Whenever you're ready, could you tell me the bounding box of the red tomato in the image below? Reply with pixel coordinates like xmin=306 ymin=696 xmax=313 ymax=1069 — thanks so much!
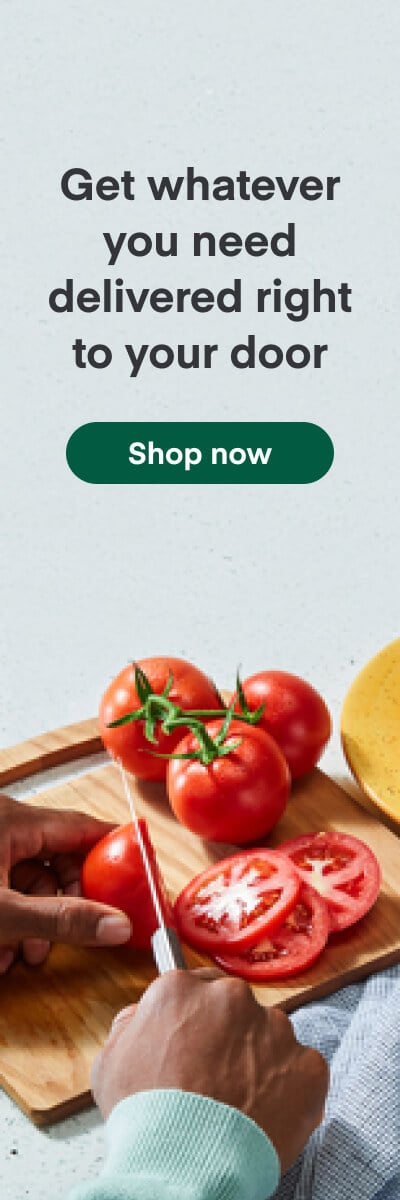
xmin=214 ymin=884 xmax=329 ymax=980
xmin=167 ymin=719 xmax=290 ymax=843
xmin=232 ymin=671 xmax=331 ymax=779
xmin=173 ymin=849 xmax=300 ymax=955
xmin=99 ymin=656 xmax=222 ymax=781
xmin=279 ymin=831 xmax=381 ymax=932
xmin=81 ymin=818 xmax=172 ymax=949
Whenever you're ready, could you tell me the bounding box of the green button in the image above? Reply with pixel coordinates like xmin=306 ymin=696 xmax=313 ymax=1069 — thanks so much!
xmin=66 ymin=422 xmax=334 ymax=484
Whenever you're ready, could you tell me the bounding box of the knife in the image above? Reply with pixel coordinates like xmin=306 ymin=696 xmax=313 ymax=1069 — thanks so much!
xmin=117 ymin=762 xmax=187 ymax=974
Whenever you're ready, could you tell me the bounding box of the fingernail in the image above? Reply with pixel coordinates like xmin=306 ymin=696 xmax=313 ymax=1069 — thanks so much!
xmin=23 ymin=940 xmax=50 ymax=966
xmin=110 ymin=1004 xmax=136 ymax=1032
xmin=66 ymin=882 xmax=81 ymax=897
xmin=96 ymin=915 xmax=132 ymax=945
xmin=0 ymin=950 xmax=15 ymax=974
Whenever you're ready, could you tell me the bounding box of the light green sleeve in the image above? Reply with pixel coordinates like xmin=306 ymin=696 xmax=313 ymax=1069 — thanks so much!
xmin=69 ymin=1089 xmax=280 ymax=1200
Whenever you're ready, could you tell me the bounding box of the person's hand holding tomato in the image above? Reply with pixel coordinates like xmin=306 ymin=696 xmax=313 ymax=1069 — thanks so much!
xmin=0 ymin=794 xmax=132 ymax=972
xmin=91 ymin=969 xmax=329 ymax=1176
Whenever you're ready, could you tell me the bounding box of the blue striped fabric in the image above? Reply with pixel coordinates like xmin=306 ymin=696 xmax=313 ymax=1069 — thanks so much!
xmin=274 ymin=965 xmax=400 ymax=1200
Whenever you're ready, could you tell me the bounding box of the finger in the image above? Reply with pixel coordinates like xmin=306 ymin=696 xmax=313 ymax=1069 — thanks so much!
xmin=7 ymin=806 xmax=118 ymax=870
xmin=2 ymin=862 xmax=57 ymax=969
xmin=0 ymin=853 xmax=10 ymax=889
xmin=0 ymin=889 xmax=132 ymax=947
xmin=23 ymin=939 xmax=51 ymax=966
xmin=37 ymin=808 xmax=118 ymax=857
xmin=50 ymin=853 xmax=84 ymax=893
xmin=91 ymin=1047 xmax=105 ymax=1097
xmin=0 ymin=947 xmax=17 ymax=974
xmin=138 ymin=967 xmax=225 ymax=1010
xmin=91 ymin=1005 xmax=139 ymax=1098
xmin=11 ymin=860 xmax=59 ymax=895
xmin=109 ymin=1003 xmax=138 ymax=1033
xmin=191 ymin=967 xmax=226 ymax=982
xmin=18 ymin=861 xmax=58 ymax=967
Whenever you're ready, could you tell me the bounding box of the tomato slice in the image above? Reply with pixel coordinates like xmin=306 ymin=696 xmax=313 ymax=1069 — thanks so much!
xmin=279 ymin=831 xmax=381 ymax=932
xmin=213 ymin=884 xmax=329 ymax=980
xmin=174 ymin=850 xmax=300 ymax=955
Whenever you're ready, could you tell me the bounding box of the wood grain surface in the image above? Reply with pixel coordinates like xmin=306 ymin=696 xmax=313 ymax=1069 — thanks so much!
xmin=0 ymin=718 xmax=101 ymax=787
xmin=1 ymin=724 xmax=400 ymax=1125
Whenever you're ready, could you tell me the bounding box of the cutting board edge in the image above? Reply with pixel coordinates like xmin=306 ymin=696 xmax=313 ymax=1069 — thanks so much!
xmin=0 ymin=718 xmax=102 ymax=787
xmin=0 ymin=1072 xmax=93 ymax=1127
xmin=6 ymin=946 xmax=400 ymax=1125
xmin=273 ymin=945 xmax=400 ymax=1013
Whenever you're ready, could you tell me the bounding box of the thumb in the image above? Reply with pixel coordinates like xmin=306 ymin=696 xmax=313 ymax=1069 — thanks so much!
xmin=0 ymin=888 xmax=132 ymax=947
xmin=91 ymin=1003 xmax=138 ymax=1096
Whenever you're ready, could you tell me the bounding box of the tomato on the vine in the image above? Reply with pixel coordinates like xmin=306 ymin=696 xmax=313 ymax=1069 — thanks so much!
xmin=173 ymin=849 xmax=300 ymax=955
xmin=214 ymin=883 xmax=329 ymax=980
xmin=81 ymin=818 xmax=172 ymax=949
xmin=232 ymin=670 xmax=331 ymax=778
xmin=167 ymin=718 xmax=290 ymax=843
xmin=99 ymin=656 xmax=223 ymax=781
xmin=278 ymin=831 xmax=381 ymax=932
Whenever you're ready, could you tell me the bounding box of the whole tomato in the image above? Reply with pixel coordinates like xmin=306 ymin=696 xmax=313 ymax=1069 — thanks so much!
xmin=99 ymin=656 xmax=223 ymax=781
xmin=81 ymin=819 xmax=172 ymax=949
xmin=232 ymin=671 xmax=331 ymax=779
xmin=167 ymin=718 xmax=290 ymax=843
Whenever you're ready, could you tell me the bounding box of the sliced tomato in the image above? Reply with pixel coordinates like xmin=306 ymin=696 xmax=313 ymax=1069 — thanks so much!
xmin=279 ymin=831 xmax=381 ymax=932
xmin=173 ymin=850 xmax=300 ymax=955
xmin=213 ymin=884 xmax=329 ymax=980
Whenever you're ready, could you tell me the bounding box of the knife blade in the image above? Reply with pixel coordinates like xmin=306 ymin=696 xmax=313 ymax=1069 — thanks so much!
xmin=117 ymin=762 xmax=187 ymax=974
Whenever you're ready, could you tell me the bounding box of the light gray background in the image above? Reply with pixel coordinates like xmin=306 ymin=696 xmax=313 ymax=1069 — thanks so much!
xmin=1 ymin=2 xmax=399 ymax=1197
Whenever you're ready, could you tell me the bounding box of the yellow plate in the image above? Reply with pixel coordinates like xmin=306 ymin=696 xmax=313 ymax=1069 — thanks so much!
xmin=341 ymin=638 xmax=400 ymax=825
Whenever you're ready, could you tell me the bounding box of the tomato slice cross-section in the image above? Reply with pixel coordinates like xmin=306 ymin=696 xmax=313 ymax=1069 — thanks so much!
xmin=279 ymin=831 xmax=381 ymax=932
xmin=174 ymin=850 xmax=300 ymax=955
xmin=213 ymin=883 xmax=329 ymax=980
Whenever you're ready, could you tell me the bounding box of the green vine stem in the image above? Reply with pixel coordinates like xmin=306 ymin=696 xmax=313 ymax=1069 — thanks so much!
xmin=107 ymin=663 xmax=265 ymax=761
xmin=149 ymin=703 xmax=243 ymax=766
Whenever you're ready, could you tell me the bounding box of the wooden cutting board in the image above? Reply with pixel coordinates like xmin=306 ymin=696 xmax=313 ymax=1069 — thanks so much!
xmin=1 ymin=718 xmax=400 ymax=1126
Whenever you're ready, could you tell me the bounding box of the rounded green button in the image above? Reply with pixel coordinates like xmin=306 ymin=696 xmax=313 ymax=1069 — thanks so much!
xmin=66 ymin=422 xmax=334 ymax=484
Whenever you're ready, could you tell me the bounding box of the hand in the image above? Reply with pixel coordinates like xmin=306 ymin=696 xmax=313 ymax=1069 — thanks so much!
xmin=0 ymin=793 xmax=132 ymax=972
xmin=92 ymin=969 xmax=329 ymax=1174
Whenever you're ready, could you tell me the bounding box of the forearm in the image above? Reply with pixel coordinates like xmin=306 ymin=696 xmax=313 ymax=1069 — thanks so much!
xmin=69 ymin=1090 xmax=280 ymax=1200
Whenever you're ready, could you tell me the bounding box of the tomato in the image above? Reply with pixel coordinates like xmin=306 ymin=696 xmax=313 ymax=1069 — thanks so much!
xmin=278 ymin=831 xmax=381 ymax=932
xmin=99 ymin=656 xmax=222 ymax=781
xmin=167 ymin=719 xmax=290 ymax=843
xmin=81 ymin=818 xmax=172 ymax=949
xmin=232 ymin=670 xmax=331 ymax=779
xmin=214 ymin=883 xmax=329 ymax=980
xmin=173 ymin=849 xmax=300 ymax=955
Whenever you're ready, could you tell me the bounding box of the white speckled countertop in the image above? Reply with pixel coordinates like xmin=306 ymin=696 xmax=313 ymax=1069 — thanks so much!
xmin=1 ymin=1 xmax=400 ymax=1195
